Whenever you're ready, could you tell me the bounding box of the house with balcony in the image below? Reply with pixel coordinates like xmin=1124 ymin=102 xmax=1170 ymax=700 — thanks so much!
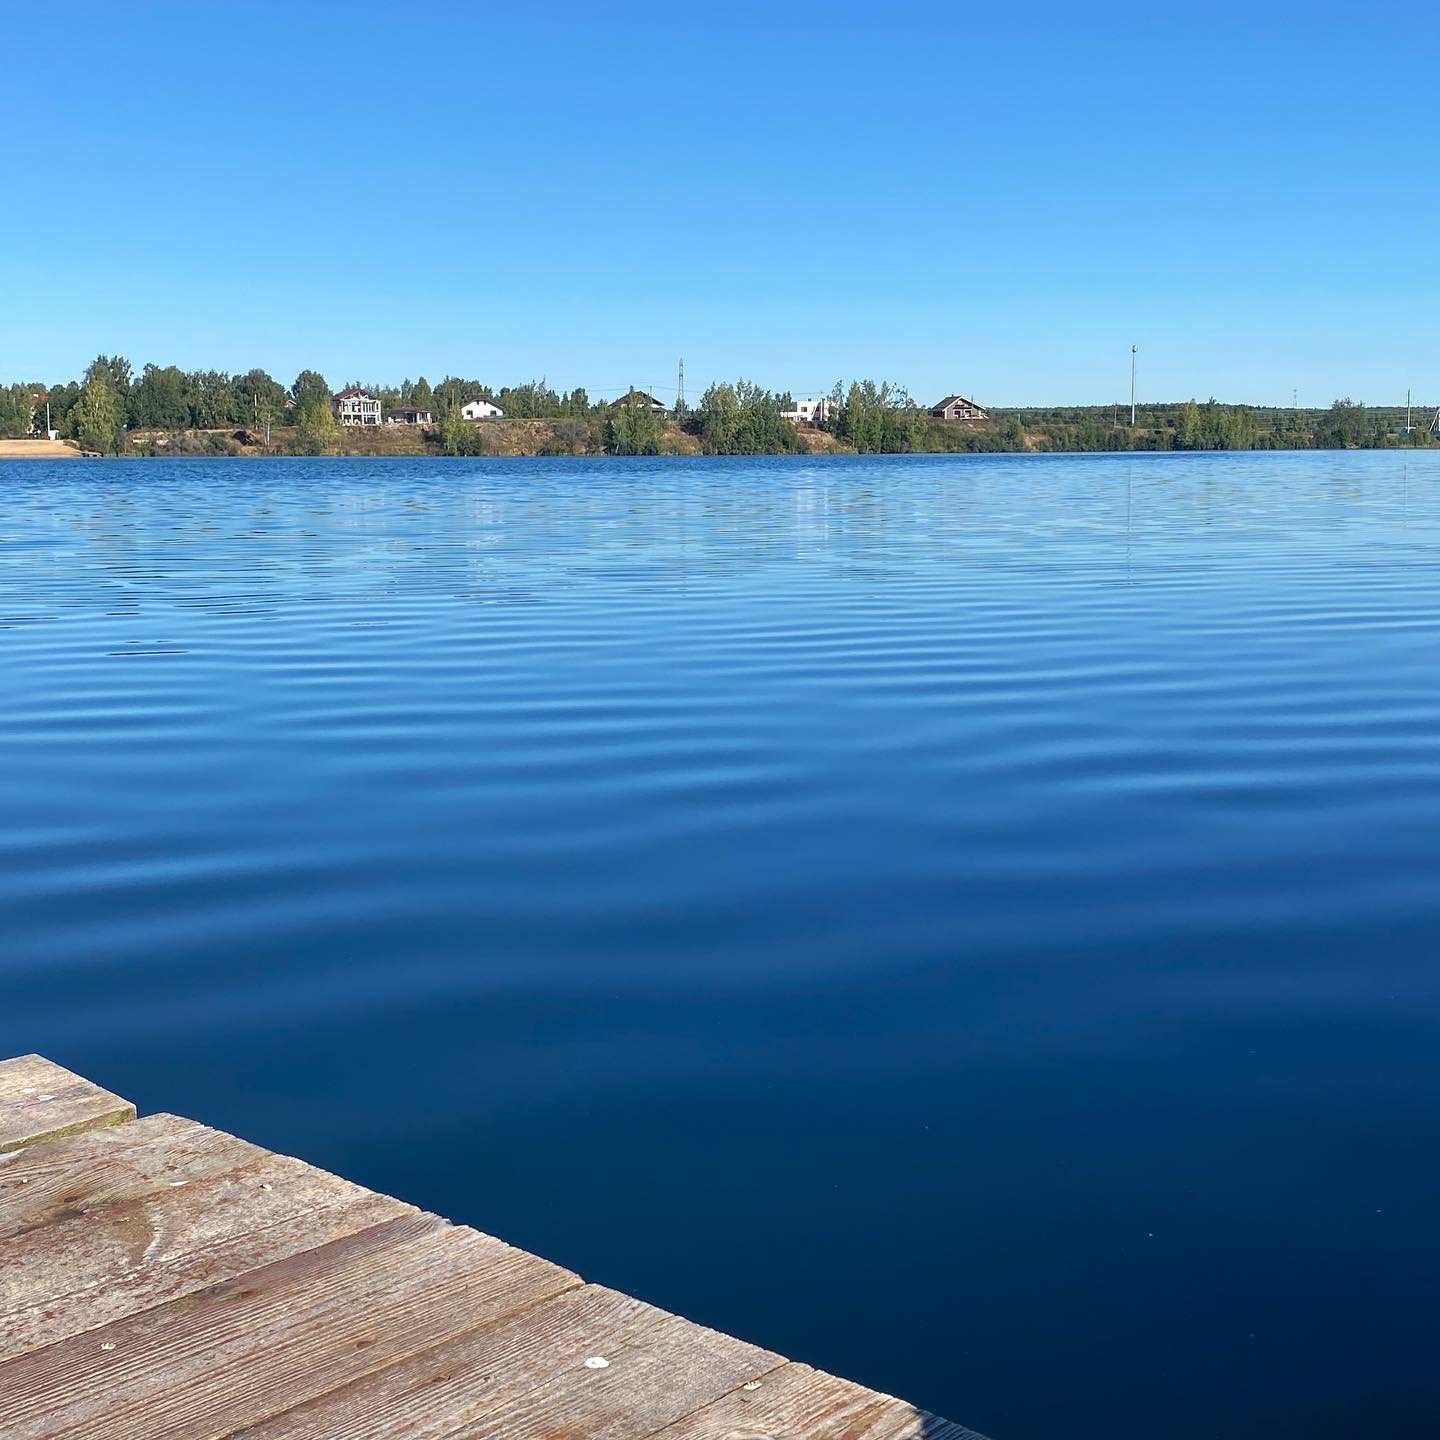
xmin=332 ymin=387 xmax=382 ymax=426
xmin=930 ymin=395 xmax=988 ymax=422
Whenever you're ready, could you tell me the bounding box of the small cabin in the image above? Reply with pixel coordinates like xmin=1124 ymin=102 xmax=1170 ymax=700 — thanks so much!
xmin=386 ymin=405 xmax=433 ymax=426
xmin=930 ymin=395 xmax=988 ymax=422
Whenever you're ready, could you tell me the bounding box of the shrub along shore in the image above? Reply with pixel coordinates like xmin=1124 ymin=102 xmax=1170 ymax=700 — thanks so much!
xmin=3 ymin=359 xmax=1434 ymax=457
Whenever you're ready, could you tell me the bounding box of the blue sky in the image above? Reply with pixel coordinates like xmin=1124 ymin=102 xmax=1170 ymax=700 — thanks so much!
xmin=4 ymin=1 xmax=1434 ymax=406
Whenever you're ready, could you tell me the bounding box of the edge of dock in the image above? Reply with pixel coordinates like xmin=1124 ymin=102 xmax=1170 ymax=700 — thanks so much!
xmin=0 ymin=1053 xmax=990 ymax=1440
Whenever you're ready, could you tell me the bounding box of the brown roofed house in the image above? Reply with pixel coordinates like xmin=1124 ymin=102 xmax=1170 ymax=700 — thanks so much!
xmin=608 ymin=390 xmax=668 ymax=414
xmin=930 ymin=395 xmax=988 ymax=422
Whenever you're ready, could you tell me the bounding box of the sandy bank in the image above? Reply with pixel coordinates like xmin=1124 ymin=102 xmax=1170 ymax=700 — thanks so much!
xmin=0 ymin=438 xmax=81 ymax=458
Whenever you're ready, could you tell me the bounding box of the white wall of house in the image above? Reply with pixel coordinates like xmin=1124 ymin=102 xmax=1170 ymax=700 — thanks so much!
xmin=782 ymin=397 xmax=831 ymax=424
xmin=461 ymin=399 xmax=505 ymax=420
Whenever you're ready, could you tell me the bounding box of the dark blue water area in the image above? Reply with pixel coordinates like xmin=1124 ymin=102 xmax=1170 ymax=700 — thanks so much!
xmin=4 ymin=451 xmax=1440 ymax=1436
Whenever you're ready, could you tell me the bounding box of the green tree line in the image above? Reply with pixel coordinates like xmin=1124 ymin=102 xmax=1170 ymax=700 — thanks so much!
xmin=4 ymin=355 xmax=1433 ymax=457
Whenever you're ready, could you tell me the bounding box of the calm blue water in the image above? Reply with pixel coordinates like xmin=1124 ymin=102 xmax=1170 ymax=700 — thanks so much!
xmin=4 ymin=451 xmax=1440 ymax=1436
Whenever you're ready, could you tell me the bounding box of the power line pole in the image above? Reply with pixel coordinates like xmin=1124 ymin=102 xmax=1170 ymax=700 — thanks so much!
xmin=677 ymin=357 xmax=685 ymax=411
xmin=1129 ymin=345 xmax=1137 ymax=426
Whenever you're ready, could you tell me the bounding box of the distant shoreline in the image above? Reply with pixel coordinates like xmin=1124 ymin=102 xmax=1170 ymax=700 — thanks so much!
xmin=5 ymin=403 xmax=1436 ymax=461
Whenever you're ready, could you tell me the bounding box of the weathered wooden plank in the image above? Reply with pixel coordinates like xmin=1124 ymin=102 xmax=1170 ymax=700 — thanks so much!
xmin=235 ymin=1282 xmax=783 ymax=1440
xmin=0 ymin=1141 xmax=414 ymax=1360
xmin=0 ymin=1113 xmax=263 ymax=1240
xmin=233 ymin=1285 xmax=663 ymax=1440
xmin=0 ymin=1214 xmax=580 ymax=1440
xmin=0 ymin=1055 xmax=135 ymax=1154
xmin=646 ymin=1361 xmax=993 ymax=1440
xmin=451 ymin=1297 xmax=783 ymax=1440
xmin=645 ymin=1363 xmax=908 ymax=1440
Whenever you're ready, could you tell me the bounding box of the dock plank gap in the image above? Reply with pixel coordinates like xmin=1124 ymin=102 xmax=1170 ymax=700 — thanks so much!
xmin=0 ymin=1054 xmax=990 ymax=1440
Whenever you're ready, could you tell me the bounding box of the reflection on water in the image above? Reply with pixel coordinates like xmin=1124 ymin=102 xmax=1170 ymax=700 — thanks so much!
xmin=4 ymin=451 xmax=1440 ymax=1440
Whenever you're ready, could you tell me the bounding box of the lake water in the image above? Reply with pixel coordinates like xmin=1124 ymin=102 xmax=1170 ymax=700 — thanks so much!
xmin=4 ymin=451 xmax=1440 ymax=1437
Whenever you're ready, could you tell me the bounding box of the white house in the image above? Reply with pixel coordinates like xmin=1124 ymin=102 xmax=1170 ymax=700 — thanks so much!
xmin=332 ymin=387 xmax=382 ymax=426
xmin=782 ymin=396 xmax=832 ymax=425
xmin=461 ymin=398 xmax=505 ymax=420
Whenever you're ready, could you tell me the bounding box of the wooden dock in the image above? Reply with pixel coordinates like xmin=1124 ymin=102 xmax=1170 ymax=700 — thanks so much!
xmin=0 ymin=1054 xmax=987 ymax=1440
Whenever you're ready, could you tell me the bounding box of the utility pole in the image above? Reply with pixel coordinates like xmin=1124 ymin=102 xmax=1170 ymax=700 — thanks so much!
xmin=1407 ymin=388 xmax=1412 ymax=431
xmin=677 ymin=358 xmax=685 ymax=411
xmin=1129 ymin=345 xmax=1137 ymax=425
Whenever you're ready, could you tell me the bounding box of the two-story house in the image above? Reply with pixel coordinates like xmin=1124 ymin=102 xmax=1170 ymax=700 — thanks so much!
xmin=333 ymin=387 xmax=382 ymax=426
xmin=781 ymin=396 xmax=832 ymax=425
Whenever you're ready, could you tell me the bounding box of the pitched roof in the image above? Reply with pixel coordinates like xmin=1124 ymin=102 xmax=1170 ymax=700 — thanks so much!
xmin=932 ymin=395 xmax=985 ymax=411
xmin=334 ymin=386 xmax=376 ymax=401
